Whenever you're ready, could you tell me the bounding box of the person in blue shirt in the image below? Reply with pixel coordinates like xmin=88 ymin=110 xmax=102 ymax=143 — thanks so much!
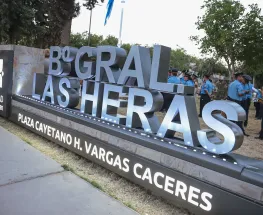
xmin=227 ymin=73 xmax=247 ymax=102
xmin=167 ymin=68 xmax=172 ymax=81
xmin=167 ymin=68 xmax=180 ymax=84
xmin=180 ymin=70 xmax=186 ymax=84
xmin=162 ymin=68 xmax=180 ymax=113
xmin=227 ymin=72 xmax=249 ymax=136
xmin=241 ymin=81 xmax=249 ymax=127
xmin=210 ymin=79 xmax=216 ymax=93
xmin=242 ymin=75 xmax=253 ymax=127
xmin=255 ymin=87 xmax=263 ymax=140
xmin=199 ymin=74 xmax=213 ymax=117
xmin=254 ymin=89 xmax=262 ymax=119
xmin=182 ymin=73 xmax=194 ymax=86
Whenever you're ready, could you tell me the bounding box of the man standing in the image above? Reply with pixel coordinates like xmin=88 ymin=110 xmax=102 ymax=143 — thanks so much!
xmin=182 ymin=73 xmax=195 ymax=86
xmin=167 ymin=68 xmax=172 ymax=81
xmin=242 ymin=75 xmax=253 ymax=127
xmin=227 ymin=72 xmax=249 ymax=136
xmin=199 ymin=74 xmax=213 ymax=117
xmin=179 ymin=70 xmax=186 ymax=84
xmin=161 ymin=68 xmax=180 ymax=112
xmin=255 ymin=88 xmax=263 ymax=140
xmin=254 ymin=89 xmax=262 ymax=119
xmin=168 ymin=68 xmax=180 ymax=84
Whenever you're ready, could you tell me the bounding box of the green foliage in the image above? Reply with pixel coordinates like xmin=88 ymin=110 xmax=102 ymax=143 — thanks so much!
xmin=70 ymin=32 xmax=103 ymax=48
xmin=121 ymin=43 xmax=132 ymax=53
xmin=83 ymin=0 xmax=105 ymax=10
xmin=191 ymin=0 xmax=263 ymax=78
xmin=238 ymin=4 xmax=263 ymax=75
xmin=70 ymin=33 xmax=118 ymax=47
xmin=197 ymin=58 xmax=228 ymax=77
xmin=0 ymin=0 xmax=35 ymax=44
xmin=170 ymin=49 xmax=190 ymax=70
xmin=70 ymin=32 xmax=228 ymax=77
xmin=100 ymin=35 xmax=118 ymax=46
xmin=0 ymin=0 xmax=80 ymax=47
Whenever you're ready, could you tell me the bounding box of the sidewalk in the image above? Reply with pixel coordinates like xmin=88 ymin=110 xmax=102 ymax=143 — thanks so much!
xmin=0 ymin=126 xmax=138 ymax=215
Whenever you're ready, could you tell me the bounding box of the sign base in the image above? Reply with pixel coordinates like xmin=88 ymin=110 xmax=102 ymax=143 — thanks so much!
xmin=10 ymin=95 xmax=263 ymax=215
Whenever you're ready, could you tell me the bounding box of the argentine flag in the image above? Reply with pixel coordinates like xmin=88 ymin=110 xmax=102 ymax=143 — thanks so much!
xmin=104 ymin=0 xmax=126 ymax=25
xmin=104 ymin=0 xmax=115 ymax=25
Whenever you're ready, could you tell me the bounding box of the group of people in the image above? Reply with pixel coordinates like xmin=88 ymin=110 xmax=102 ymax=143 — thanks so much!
xmin=167 ymin=68 xmax=263 ymax=140
xmin=167 ymin=68 xmax=214 ymax=117
xmin=227 ymin=72 xmax=263 ymax=139
xmin=168 ymin=68 xmax=198 ymax=87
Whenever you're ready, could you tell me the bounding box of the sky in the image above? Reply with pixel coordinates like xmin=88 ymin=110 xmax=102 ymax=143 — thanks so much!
xmin=72 ymin=0 xmax=263 ymax=57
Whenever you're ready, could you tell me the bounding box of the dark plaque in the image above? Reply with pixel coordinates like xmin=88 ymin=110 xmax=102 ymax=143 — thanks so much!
xmin=10 ymin=107 xmax=263 ymax=215
xmin=0 ymin=50 xmax=14 ymax=118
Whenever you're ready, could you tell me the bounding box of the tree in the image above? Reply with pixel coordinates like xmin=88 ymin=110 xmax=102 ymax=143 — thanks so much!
xmin=60 ymin=0 xmax=81 ymax=46
xmin=69 ymin=32 xmax=231 ymax=80
xmin=0 ymin=0 xmax=80 ymax=47
xmin=121 ymin=43 xmax=132 ymax=53
xmin=70 ymin=33 xmax=118 ymax=47
xmin=100 ymin=35 xmax=118 ymax=46
xmin=70 ymin=32 xmax=103 ymax=47
xmin=0 ymin=0 xmax=35 ymax=44
xmin=238 ymin=4 xmax=263 ymax=77
xmin=191 ymin=0 xmax=263 ymax=79
xmin=170 ymin=48 xmax=191 ymax=70
xmin=83 ymin=0 xmax=105 ymax=10
xmin=197 ymin=58 xmax=228 ymax=77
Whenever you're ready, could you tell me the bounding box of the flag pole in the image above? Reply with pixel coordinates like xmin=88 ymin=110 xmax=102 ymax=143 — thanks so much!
xmin=87 ymin=9 xmax=93 ymax=46
xmin=118 ymin=0 xmax=126 ymax=47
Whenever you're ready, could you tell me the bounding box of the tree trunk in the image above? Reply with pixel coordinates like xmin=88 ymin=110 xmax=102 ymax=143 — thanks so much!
xmin=9 ymin=31 xmax=14 ymax=44
xmin=230 ymin=61 xmax=236 ymax=76
xmin=60 ymin=19 xmax=72 ymax=46
xmin=225 ymin=58 xmax=232 ymax=81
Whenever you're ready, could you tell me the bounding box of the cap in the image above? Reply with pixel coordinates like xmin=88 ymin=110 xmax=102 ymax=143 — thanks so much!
xmin=234 ymin=72 xmax=243 ymax=77
xmin=192 ymin=73 xmax=198 ymax=78
xmin=204 ymin=74 xmax=210 ymax=78
xmin=171 ymin=68 xmax=178 ymax=73
xmin=243 ymin=74 xmax=252 ymax=81
xmin=184 ymin=72 xmax=192 ymax=79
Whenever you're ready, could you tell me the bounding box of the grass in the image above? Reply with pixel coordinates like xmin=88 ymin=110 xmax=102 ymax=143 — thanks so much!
xmin=1 ymin=98 xmax=262 ymax=215
xmin=61 ymin=164 xmax=75 ymax=173
xmin=21 ymin=138 xmax=32 ymax=145
xmin=0 ymin=117 xmax=195 ymax=215
xmin=90 ymin=180 xmax=104 ymax=191
xmin=62 ymin=164 xmax=107 ymax=195
xmin=124 ymin=202 xmax=137 ymax=211
xmin=61 ymin=163 xmax=138 ymax=211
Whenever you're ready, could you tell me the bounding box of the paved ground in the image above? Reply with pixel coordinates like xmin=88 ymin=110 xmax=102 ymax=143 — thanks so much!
xmin=0 ymin=126 xmax=138 ymax=215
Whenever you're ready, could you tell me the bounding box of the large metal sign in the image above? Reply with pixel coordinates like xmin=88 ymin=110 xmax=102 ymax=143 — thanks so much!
xmin=10 ymin=107 xmax=263 ymax=215
xmin=31 ymin=45 xmax=246 ymax=155
xmin=7 ymin=44 xmax=263 ymax=215
xmin=0 ymin=50 xmax=14 ymax=118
